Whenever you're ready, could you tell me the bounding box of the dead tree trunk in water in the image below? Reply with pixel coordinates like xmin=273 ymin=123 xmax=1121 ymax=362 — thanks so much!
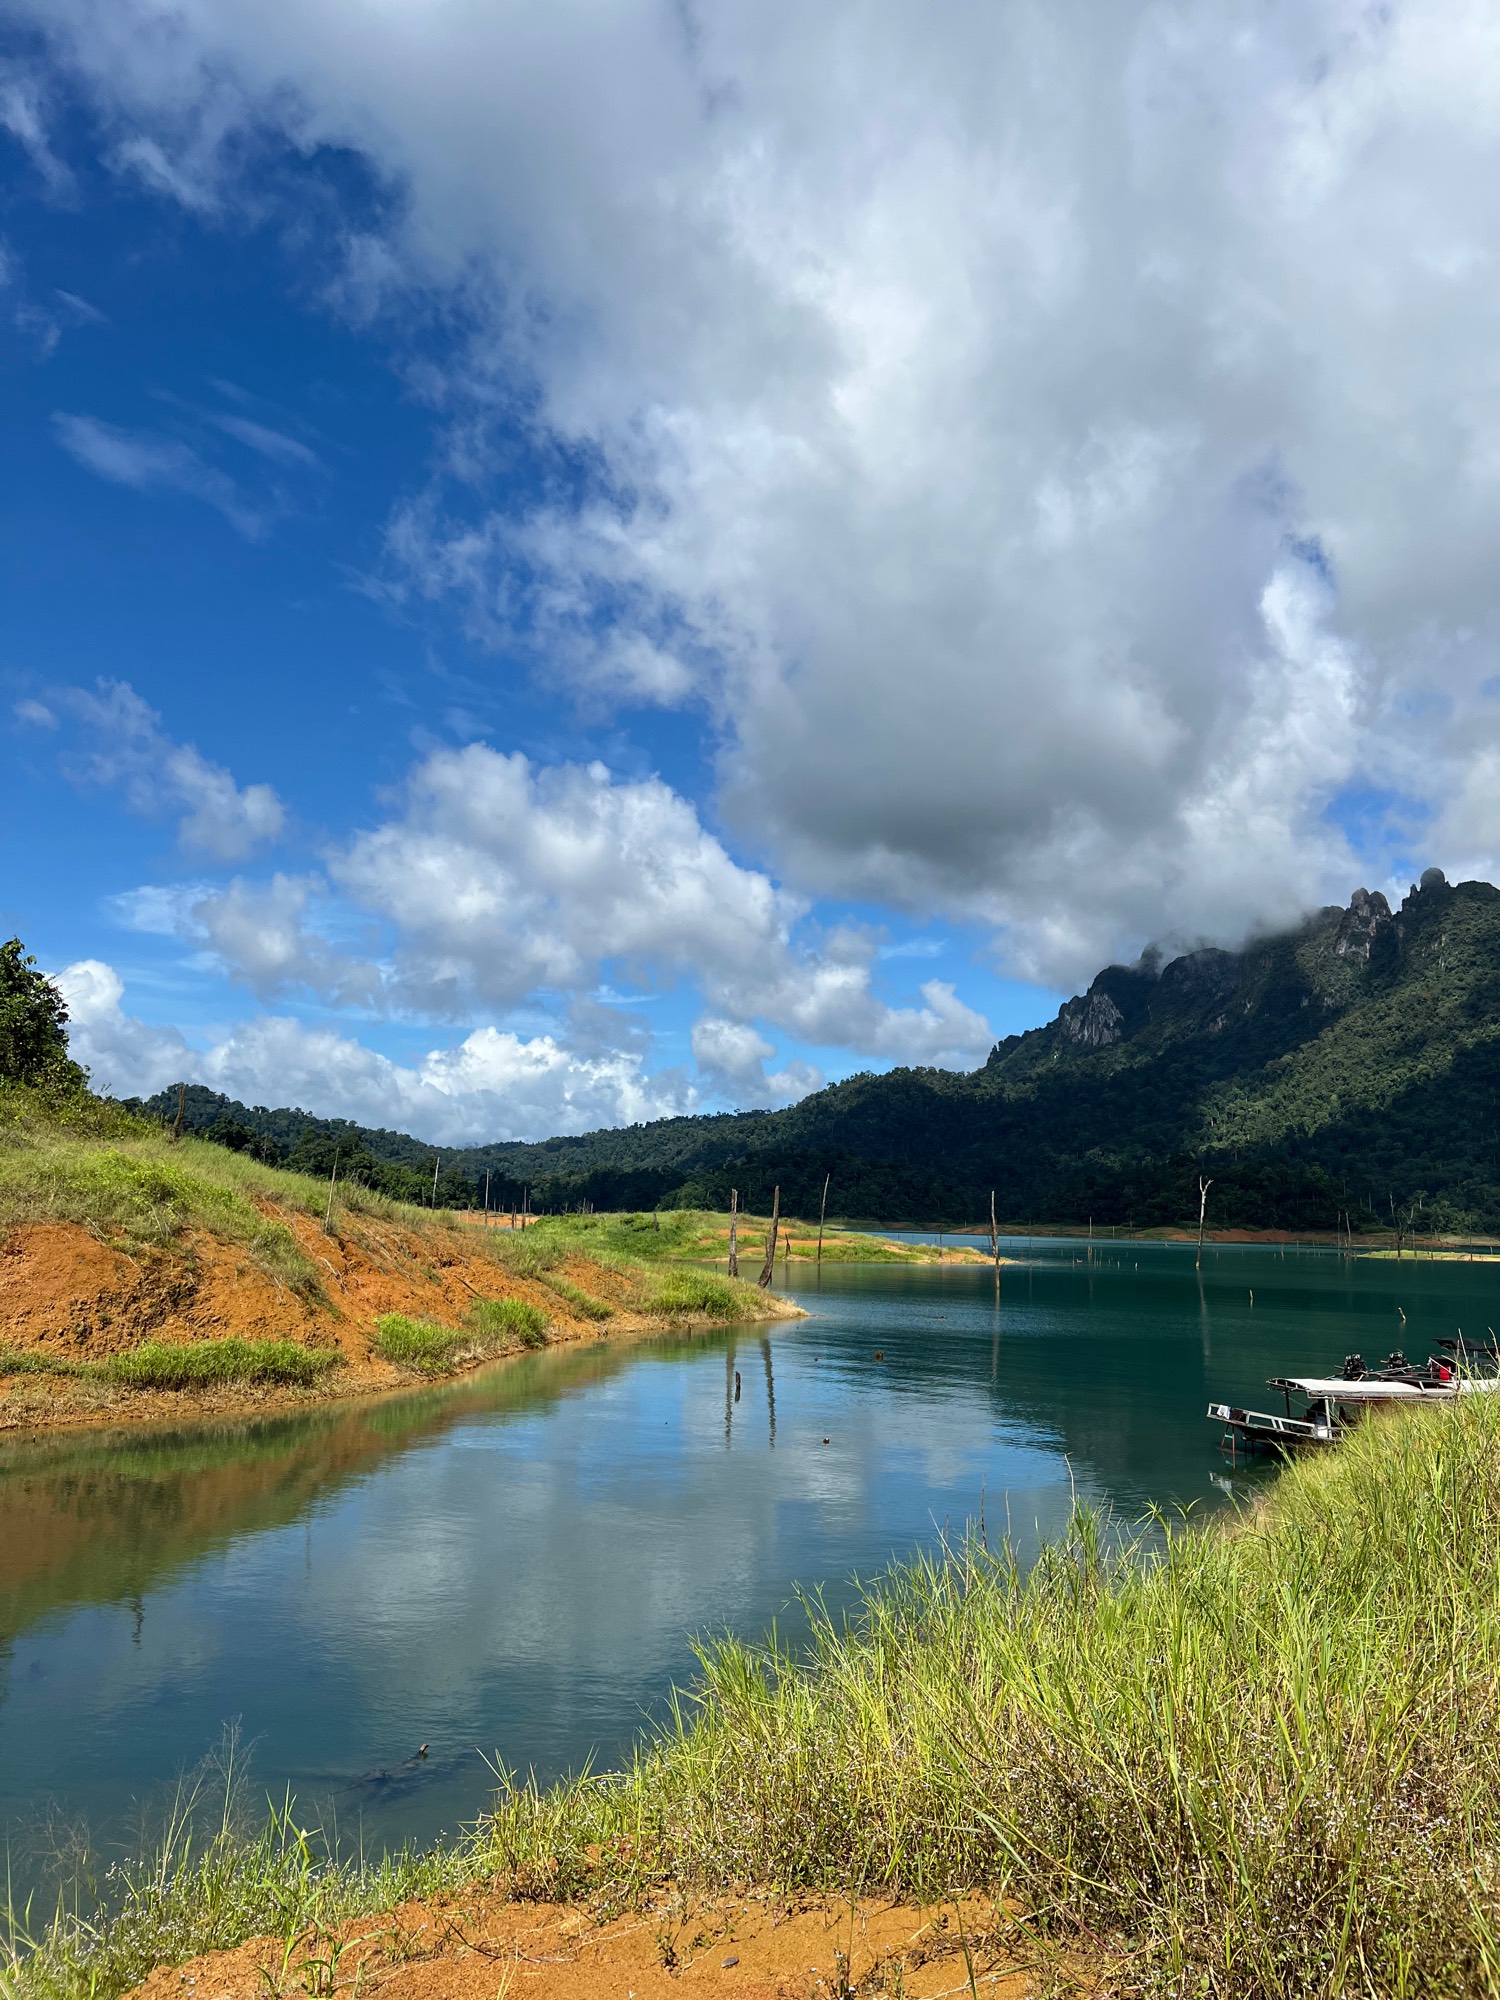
xmin=1196 ymin=1175 xmax=1213 ymax=1270
xmin=816 ymin=1173 xmax=830 ymax=1265
xmin=728 ymin=1188 xmax=739 ymax=1278
xmin=990 ymin=1188 xmax=1000 ymax=1273
xmin=758 ymin=1186 xmax=780 ymax=1289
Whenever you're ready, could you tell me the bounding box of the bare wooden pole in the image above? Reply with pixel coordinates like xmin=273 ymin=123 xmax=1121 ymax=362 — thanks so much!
xmin=170 ymin=1081 xmax=187 ymax=1143
xmin=728 ymin=1188 xmax=739 ymax=1278
xmin=817 ymin=1172 xmax=830 ymax=1265
xmin=990 ymin=1188 xmax=1000 ymax=1273
xmin=324 ymin=1148 xmax=340 ymax=1230
xmin=1196 ymin=1175 xmax=1213 ymax=1270
xmin=483 ymin=1170 xmax=491 ymax=1227
xmin=758 ymin=1185 xmax=780 ymax=1289
xmin=431 ymin=1155 xmax=440 ymax=1207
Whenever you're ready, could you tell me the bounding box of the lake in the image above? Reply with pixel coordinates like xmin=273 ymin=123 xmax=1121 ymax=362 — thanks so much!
xmin=2 ymin=1237 xmax=1495 ymax=1885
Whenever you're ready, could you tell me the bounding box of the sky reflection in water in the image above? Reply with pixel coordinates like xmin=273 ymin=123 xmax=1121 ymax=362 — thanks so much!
xmin=2 ymin=1240 xmax=1496 ymax=1877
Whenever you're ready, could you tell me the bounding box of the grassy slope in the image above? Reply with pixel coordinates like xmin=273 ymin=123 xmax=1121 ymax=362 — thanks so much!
xmin=0 ymin=1090 xmax=788 ymax=1404
xmin=10 ymin=1397 xmax=1500 ymax=1999
xmin=506 ymin=1208 xmax=988 ymax=1265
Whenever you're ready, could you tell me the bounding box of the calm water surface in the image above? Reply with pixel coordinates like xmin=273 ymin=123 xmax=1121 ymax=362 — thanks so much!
xmin=3 ymin=1239 xmax=1497 ymax=1877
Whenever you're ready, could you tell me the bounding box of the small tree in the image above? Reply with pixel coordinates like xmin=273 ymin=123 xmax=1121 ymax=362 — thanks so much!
xmin=0 ymin=938 xmax=87 ymax=1092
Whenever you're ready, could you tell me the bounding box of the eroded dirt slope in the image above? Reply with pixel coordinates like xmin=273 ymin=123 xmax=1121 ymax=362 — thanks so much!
xmin=0 ymin=1209 xmax=793 ymax=1434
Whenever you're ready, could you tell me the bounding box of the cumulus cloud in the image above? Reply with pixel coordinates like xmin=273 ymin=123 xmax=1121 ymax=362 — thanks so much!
xmin=322 ymin=743 xmax=994 ymax=1063
xmin=42 ymin=679 xmax=286 ymax=860
xmin=53 ymin=959 xmax=191 ymax=1097
xmin=55 ymin=958 xmax=695 ymax=1142
xmin=29 ymin=0 xmax=1500 ymax=984
xmin=690 ymin=1017 xmax=822 ymax=1109
xmin=124 ymin=744 xmax=988 ymax=1074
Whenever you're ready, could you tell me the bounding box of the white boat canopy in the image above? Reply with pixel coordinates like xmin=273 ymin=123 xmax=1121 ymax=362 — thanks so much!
xmin=1271 ymin=1376 xmax=1437 ymax=1401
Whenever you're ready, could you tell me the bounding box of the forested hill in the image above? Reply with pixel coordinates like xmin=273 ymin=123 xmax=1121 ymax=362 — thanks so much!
xmin=133 ymin=870 xmax=1500 ymax=1231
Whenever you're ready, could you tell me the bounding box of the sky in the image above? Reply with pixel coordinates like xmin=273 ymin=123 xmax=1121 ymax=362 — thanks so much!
xmin=4 ymin=0 xmax=1500 ymax=1145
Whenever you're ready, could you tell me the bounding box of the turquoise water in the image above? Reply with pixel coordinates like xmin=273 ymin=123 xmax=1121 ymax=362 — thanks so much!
xmin=1 ymin=1239 xmax=1495 ymax=1881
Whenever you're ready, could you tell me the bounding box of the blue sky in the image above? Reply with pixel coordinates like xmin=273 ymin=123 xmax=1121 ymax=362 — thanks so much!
xmin=3 ymin=2 xmax=1497 ymax=1142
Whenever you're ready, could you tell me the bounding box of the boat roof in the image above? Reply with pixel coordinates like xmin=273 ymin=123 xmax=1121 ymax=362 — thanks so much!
xmin=1269 ymin=1375 xmax=1435 ymax=1400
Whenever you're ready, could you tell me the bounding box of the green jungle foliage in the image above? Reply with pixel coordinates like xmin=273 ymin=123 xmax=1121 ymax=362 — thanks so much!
xmin=124 ymin=871 xmax=1500 ymax=1230
xmin=0 ymin=940 xmax=87 ymax=1095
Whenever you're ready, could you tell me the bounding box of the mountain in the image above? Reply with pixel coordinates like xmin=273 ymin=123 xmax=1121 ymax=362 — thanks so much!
xmin=131 ymin=870 xmax=1500 ymax=1231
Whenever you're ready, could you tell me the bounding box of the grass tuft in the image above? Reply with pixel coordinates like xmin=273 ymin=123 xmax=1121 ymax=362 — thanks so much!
xmin=371 ymin=1314 xmax=467 ymax=1373
xmin=466 ymin=1297 xmax=550 ymax=1347
xmin=0 ymin=1339 xmax=340 ymax=1390
xmin=102 ymin=1341 xmax=340 ymax=1390
xmin=539 ymin=1274 xmax=614 ymax=1321
xmin=373 ymin=1300 xmax=550 ymax=1374
xmin=645 ymin=1271 xmax=745 ymax=1318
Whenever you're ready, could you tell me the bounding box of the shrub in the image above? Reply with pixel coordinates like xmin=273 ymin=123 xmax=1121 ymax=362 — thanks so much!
xmin=0 ymin=937 xmax=87 ymax=1092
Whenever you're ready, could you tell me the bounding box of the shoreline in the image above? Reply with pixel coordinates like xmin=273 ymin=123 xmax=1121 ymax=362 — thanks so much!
xmin=0 ymin=1210 xmax=801 ymax=1441
xmin=14 ymin=1395 xmax=1496 ymax=2000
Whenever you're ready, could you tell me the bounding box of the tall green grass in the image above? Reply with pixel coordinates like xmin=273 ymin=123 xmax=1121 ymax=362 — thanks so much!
xmin=104 ymin=1342 xmax=340 ymax=1390
xmin=0 ymin=1340 xmax=340 ymax=1390
xmin=644 ymin=1271 xmax=744 ymax=1318
xmin=466 ymin=1297 xmax=550 ymax=1346
xmin=372 ymin=1299 xmax=549 ymax=1374
xmin=21 ymin=1381 xmax=1500 ymax=1997
xmin=538 ymin=1274 xmax=614 ymax=1320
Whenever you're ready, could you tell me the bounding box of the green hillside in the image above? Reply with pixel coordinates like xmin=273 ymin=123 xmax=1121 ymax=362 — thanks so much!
xmin=135 ymin=870 xmax=1500 ymax=1232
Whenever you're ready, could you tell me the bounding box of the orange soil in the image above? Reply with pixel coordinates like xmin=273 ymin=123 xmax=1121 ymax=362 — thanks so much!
xmin=0 ymin=1214 xmax=795 ymax=1436
xmin=132 ymin=1889 xmax=1057 ymax=2000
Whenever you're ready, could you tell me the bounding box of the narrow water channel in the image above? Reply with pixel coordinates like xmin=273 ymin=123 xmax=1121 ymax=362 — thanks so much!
xmin=2 ymin=1239 xmax=1494 ymax=1885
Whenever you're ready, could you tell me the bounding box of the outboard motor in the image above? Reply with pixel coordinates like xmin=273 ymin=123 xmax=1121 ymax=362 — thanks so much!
xmin=1341 ymin=1353 xmax=1366 ymax=1380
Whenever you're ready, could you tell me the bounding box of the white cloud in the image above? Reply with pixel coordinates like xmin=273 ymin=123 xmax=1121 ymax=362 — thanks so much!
xmin=55 ymin=678 xmax=286 ymax=860
xmin=0 ymin=61 xmax=74 ymax=197
xmin=53 ymin=960 xmax=191 ymax=1098
xmin=690 ymin=1017 xmax=822 ymax=1109
xmin=55 ymin=958 xmax=695 ymax=1142
xmin=118 ymin=738 xmax=990 ymax=1091
xmin=29 ymin=0 xmax=1500 ymax=977
xmin=320 ymin=742 xmax=993 ymax=1063
xmin=54 ymin=412 xmax=268 ymax=537
xmin=209 ymin=411 xmax=319 ymax=467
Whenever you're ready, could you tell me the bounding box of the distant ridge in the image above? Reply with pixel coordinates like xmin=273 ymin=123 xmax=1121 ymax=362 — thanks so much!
xmin=131 ymin=871 xmax=1500 ymax=1230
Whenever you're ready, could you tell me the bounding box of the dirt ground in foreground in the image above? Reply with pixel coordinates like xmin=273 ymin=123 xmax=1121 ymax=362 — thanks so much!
xmin=131 ymin=1889 xmax=1068 ymax=2000
xmin=0 ymin=1215 xmax=797 ymax=1437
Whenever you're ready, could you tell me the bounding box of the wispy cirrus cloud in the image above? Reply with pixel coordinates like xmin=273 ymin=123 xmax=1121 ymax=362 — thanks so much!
xmin=0 ymin=59 xmax=74 ymax=198
xmin=53 ymin=411 xmax=270 ymax=538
